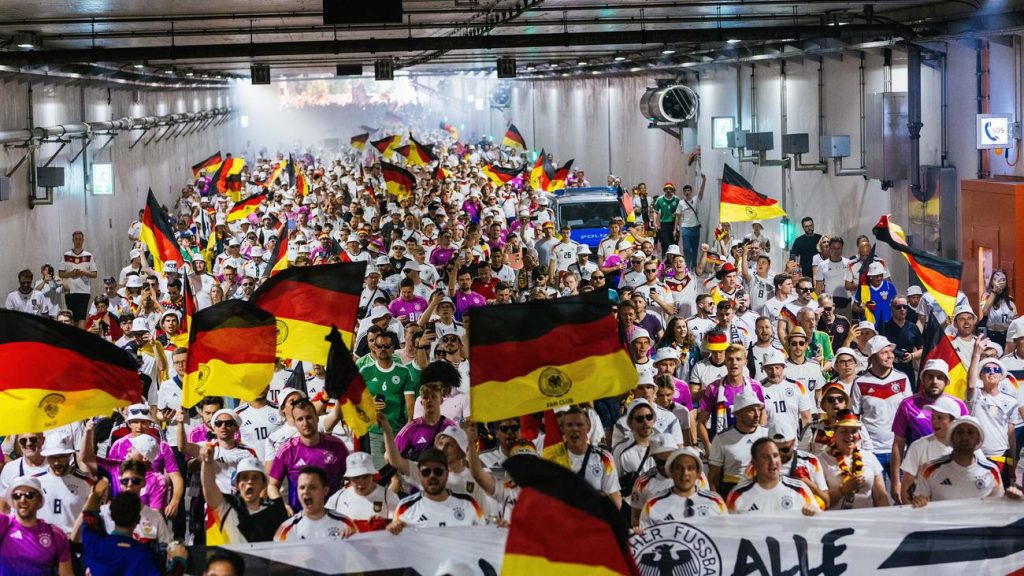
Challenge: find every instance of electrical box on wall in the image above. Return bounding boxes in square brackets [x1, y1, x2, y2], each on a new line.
[0, 176, 10, 201]
[782, 134, 809, 155]
[865, 92, 909, 182]
[727, 130, 748, 149]
[37, 167, 65, 188]
[819, 135, 852, 158]
[745, 132, 774, 152]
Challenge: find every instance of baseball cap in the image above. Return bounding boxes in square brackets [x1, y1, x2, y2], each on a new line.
[664, 446, 702, 472]
[867, 335, 895, 356]
[906, 286, 923, 296]
[129, 434, 159, 462]
[947, 416, 985, 447]
[629, 327, 652, 343]
[768, 418, 798, 442]
[439, 426, 469, 454]
[344, 452, 378, 478]
[234, 458, 267, 482]
[125, 403, 153, 423]
[732, 389, 764, 412]
[920, 358, 950, 380]
[392, 240, 407, 249]
[40, 432, 76, 457]
[416, 447, 449, 468]
[212, 408, 242, 427]
[928, 396, 961, 418]
[5, 476, 43, 504]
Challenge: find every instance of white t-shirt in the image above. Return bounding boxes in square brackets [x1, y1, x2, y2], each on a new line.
[900, 434, 987, 478]
[762, 379, 813, 433]
[761, 296, 795, 325]
[394, 492, 484, 527]
[236, 402, 286, 462]
[37, 471, 93, 534]
[709, 426, 768, 482]
[209, 444, 259, 493]
[747, 274, 775, 315]
[816, 257, 851, 300]
[783, 360, 826, 395]
[550, 241, 579, 273]
[5, 290, 55, 317]
[0, 457, 48, 495]
[640, 490, 726, 527]
[726, 477, 819, 514]
[61, 249, 97, 294]
[326, 484, 399, 525]
[568, 446, 620, 495]
[917, 456, 1003, 502]
[274, 511, 358, 541]
[819, 449, 884, 509]
[100, 503, 172, 543]
[969, 390, 1018, 456]
[675, 197, 700, 228]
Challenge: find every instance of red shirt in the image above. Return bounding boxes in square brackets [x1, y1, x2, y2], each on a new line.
[471, 277, 499, 300]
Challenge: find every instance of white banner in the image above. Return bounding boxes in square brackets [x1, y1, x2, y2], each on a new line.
[226, 499, 1024, 575]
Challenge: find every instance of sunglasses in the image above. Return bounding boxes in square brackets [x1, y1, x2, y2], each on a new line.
[119, 477, 145, 486]
[441, 335, 460, 343]
[645, 269, 658, 274]
[822, 307, 834, 312]
[18, 437, 40, 447]
[498, 425, 521, 434]
[376, 342, 396, 349]
[981, 365, 1004, 375]
[790, 340, 808, 347]
[592, 275, 605, 280]
[128, 407, 150, 416]
[632, 413, 656, 423]
[893, 304, 909, 310]
[213, 419, 237, 428]
[11, 492, 37, 501]
[419, 467, 446, 478]
[797, 287, 813, 293]
[823, 395, 846, 404]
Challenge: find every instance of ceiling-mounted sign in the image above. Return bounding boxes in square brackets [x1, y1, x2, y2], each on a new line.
[977, 114, 1013, 149]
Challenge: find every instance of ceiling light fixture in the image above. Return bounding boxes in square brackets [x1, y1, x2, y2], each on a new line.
[727, 39, 742, 44]
[614, 56, 626, 61]
[13, 32, 38, 49]
[661, 49, 676, 55]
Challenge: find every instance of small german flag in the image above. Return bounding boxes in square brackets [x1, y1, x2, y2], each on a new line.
[549, 159, 574, 191]
[295, 170, 310, 197]
[398, 135, 436, 167]
[181, 300, 277, 408]
[192, 151, 223, 177]
[873, 214, 962, 320]
[469, 290, 636, 422]
[140, 189, 184, 274]
[719, 164, 786, 222]
[267, 230, 288, 277]
[435, 164, 451, 181]
[226, 191, 267, 222]
[503, 123, 527, 150]
[324, 325, 376, 438]
[251, 262, 365, 364]
[482, 164, 523, 187]
[371, 135, 402, 156]
[181, 270, 197, 334]
[503, 455, 640, 576]
[529, 148, 549, 191]
[260, 160, 285, 189]
[923, 314, 969, 399]
[381, 161, 416, 201]
[0, 310, 142, 436]
[350, 133, 369, 150]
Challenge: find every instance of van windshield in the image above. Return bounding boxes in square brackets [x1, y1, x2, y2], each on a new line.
[560, 201, 623, 229]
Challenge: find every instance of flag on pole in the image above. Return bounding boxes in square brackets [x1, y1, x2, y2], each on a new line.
[267, 231, 289, 277]
[482, 164, 523, 187]
[0, 310, 142, 435]
[140, 189, 184, 274]
[503, 123, 527, 150]
[324, 326, 377, 438]
[371, 135, 402, 156]
[295, 170, 310, 197]
[350, 133, 369, 150]
[922, 313, 969, 399]
[872, 214, 963, 321]
[260, 160, 286, 188]
[226, 191, 267, 222]
[719, 164, 786, 222]
[181, 300, 277, 408]
[251, 262, 365, 364]
[381, 161, 416, 201]
[192, 151, 223, 177]
[468, 290, 636, 422]
[549, 160, 574, 191]
[529, 148, 549, 191]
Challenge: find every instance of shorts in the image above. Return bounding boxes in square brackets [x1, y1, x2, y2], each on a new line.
[65, 293, 90, 322]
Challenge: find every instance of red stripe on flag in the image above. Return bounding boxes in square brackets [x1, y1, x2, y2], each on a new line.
[0, 342, 139, 397]
[188, 326, 278, 366]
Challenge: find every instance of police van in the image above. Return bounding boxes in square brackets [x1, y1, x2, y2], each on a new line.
[550, 187, 627, 251]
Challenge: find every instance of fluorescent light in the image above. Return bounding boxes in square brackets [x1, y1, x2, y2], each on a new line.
[17, 43, 34, 49]
[661, 49, 676, 55]
[614, 56, 626, 61]
[133, 63, 145, 69]
[630, 67, 642, 72]
[727, 39, 742, 44]
[577, 60, 586, 67]
[590, 70, 600, 75]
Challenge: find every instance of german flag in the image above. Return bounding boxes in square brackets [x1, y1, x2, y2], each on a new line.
[856, 244, 878, 326]
[529, 148, 549, 191]
[251, 262, 365, 364]
[503, 123, 527, 150]
[324, 325, 376, 438]
[398, 135, 436, 167]
[482, 164, 523, 187]
[192, 151, 222, 177]
[181, 270, 197, 334]
[267, 230, 288, 277]
[469, 290, 636, 422]
[873, 214, 962, 320]
[295, 170, 310, 198]
[181, 300, 277, 408]
[435, 164, 451, 181]
[439, 121, 459, 141]
[259, 160, 285, 189]
[923, 313, 969, 399]
[350, 133, 369, 150]
[381, 161, 416, 201]
[720, 164, 786, 222]
[0, 310, 141, 435]
[140, 189, 183, 274]
[371, 135, 402, 156]
[208, 156, 245, 198]
[503, 455, 639, 576]
[226, 191, 266, 223]
[549, 159, 574, 191]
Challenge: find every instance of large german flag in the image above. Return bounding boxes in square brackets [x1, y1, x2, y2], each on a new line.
[208, 156, 245, 197]
[529, 148, 549, 191]
[503, 123, 527, 150]
[181, 300, 277, 408]
[350, 133, 369, 150]
[469, 290, 636, 422]
[295, 170, 310, 197]
[549, 159, 574, 191]
[226, 191, 266, 222]
[0, 310, 141, 435]
[503, 455, 639, 576]
[140, 189, 183, 274]
[371, 135, 402, 156]
[192, 151, 222, 177]
[324, 325, 376, 438]
[251, 262, 365, 364]
[481, 163, 523, 187]
[267, 230, 288, 277]
[923, 313, 969, 400]
[381, 161, 416, 201]
[873, 214, 962, 320]
[720, 164, 786, 222]
[397, 135, 436, 167]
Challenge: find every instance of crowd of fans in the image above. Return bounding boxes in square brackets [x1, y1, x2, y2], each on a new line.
[3, 133, 1024, 575]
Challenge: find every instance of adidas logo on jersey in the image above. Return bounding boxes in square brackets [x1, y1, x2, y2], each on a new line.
[417, 515, 428, 522]
[940, 478, 953, 486]
[295, 459, 307, 467]
[747, 503, 759, 511]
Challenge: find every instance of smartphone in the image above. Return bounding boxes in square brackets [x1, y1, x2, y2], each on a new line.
[426, 321, 436, 335]
[976, 326, 989, 337]
[374, 394, 386, 403]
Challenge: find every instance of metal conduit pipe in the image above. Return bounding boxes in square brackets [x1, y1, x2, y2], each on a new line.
[907, 44, 923, 200]
[0, 108, 231, 145]
[833, 52, 868, 176]
[793, 60, 829, 172]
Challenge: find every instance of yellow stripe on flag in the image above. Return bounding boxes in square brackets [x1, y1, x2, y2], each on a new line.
[470, 351, 636, 423]
[182, 358, 275, 408]
[276, 318, 354, 365]
[0, 389, 133, 436]
[503, 554, 625, 576]
[340, 388, 377, 438]
[719, 201, 786, 223]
